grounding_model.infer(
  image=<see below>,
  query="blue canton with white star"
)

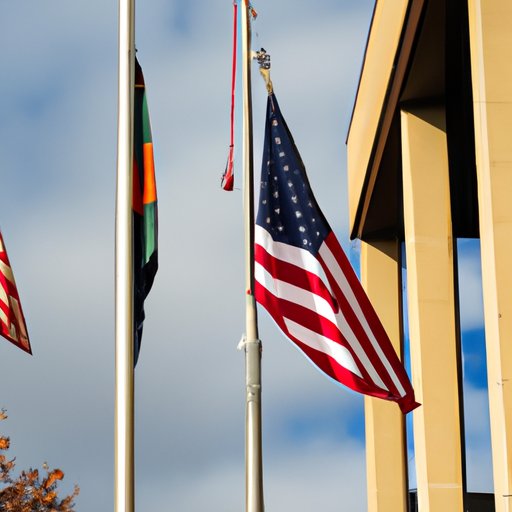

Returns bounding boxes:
[256,94,330,255]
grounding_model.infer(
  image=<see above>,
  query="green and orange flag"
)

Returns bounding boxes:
[133,58,158,366]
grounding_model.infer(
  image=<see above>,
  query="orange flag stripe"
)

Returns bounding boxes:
[143,142,157,205]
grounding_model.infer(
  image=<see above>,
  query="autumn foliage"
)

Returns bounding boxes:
[0,410,79,511]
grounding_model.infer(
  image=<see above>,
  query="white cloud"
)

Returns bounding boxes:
[463,384,494,492]
[135,437,366,512]
[0,1,375,510]
[457,240,484,331]
[3,2,490,506]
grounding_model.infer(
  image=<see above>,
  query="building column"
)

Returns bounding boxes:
[361,240,407,512]
[468,1,512,509]
[401,105,464,511]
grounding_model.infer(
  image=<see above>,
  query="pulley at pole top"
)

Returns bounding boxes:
[254,48,273,94]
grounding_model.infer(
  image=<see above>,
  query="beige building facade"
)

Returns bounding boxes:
[347,0,512,511]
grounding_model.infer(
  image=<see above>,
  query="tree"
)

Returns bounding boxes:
[0,410,79,511]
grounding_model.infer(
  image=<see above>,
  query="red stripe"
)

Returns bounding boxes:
[0,273,18,299]
[321,233,414,398]
[0,232,31,354]
[254,282,402,403]
[0,286,30,353]
[255,243,338,312]
[0,255,19,301]
[254,244,384,389]
[317,250,402,397]
[0,299,16,341]
[253,232,419,413]
[255,241,392,390]
[274,295,376,386]
[0,292,13,320]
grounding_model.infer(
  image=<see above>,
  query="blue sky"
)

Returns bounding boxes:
[457,240,493,491]
[401,239,493,492]
[0,0,492,510]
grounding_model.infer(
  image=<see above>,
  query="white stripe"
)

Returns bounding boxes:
[0,281,8,307]
[332,309,388,390]
[0,305,9,330]
[319,240,406,397]
[255,245,389,391]
[256,260,388,387]
[0,295,18,342]
[255,225,324,279]
[0,259,15,285]
[9,297,28,342]
[255,261,336,322]
[284,318,362,378]
[255,262,361,377]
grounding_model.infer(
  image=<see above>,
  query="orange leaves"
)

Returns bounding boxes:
[26,469,39,482]
[43,469,64,489]
[0,437,10,451]
[0,410,79,511]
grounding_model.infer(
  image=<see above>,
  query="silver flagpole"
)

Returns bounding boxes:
[240,2,264,511]
[115,0,135,509]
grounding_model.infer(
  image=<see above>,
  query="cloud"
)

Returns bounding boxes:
[135,437,366,512]
[0,1,376,510]
[1,2,490,509]
[457,239,484,331]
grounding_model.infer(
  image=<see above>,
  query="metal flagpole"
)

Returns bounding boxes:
[115,0,135,510]
[240,2,264,511]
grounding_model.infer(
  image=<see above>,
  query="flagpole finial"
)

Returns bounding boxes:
[255,48,273,95]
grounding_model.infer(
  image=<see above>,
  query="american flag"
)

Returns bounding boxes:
[0,230,31,354]
[254,94,418,413]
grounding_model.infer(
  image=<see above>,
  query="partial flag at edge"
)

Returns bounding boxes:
[0,230,31,354]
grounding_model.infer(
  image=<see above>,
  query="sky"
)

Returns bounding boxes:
[0,1,492,510]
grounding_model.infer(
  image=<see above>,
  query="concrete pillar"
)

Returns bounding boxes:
[401,105,464,511]
[361,240,408,512]
[468,1,512,509]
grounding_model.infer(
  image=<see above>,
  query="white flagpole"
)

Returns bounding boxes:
[115,0,135,510]
[240,2,264,511]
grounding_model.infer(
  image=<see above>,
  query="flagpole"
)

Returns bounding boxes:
[115,0,135,509]
[240,2,264,511]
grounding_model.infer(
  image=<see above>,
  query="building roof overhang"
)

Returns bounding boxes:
[346,0,478,241]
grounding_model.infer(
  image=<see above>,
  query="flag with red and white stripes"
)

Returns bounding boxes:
[0,230,31,354]
[254,93,418,413]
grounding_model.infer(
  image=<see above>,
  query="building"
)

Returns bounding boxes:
[346,0,512,510]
